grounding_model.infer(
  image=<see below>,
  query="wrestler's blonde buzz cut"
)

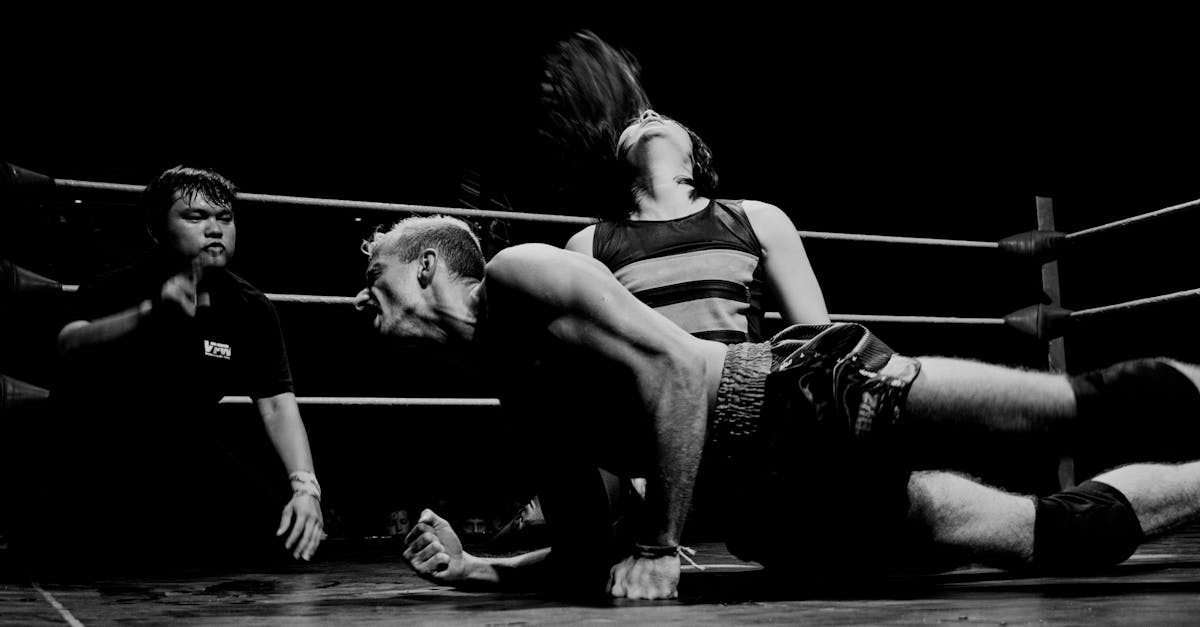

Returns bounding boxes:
[362,215,485,280]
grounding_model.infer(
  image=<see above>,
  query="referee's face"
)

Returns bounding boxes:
[161,192,237,269]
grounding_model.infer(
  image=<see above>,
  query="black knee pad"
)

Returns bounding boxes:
[1034,480,1144,571]
[1070,358,1200,469]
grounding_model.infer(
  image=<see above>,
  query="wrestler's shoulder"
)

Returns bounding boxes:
[487,244,604,287]
[492,243,598,266]
[739,199,786,217]
[489,242,562,266]
[739,199,800,238]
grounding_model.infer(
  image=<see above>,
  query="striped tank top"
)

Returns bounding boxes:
[592,199,766,344]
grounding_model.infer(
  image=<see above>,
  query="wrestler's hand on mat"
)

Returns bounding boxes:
[404,509,469,582]
[277,494,324,560]
[607,554,680,600]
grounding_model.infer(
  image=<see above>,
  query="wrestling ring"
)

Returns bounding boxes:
[3,161,1200,624]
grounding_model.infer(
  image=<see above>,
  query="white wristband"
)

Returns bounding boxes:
[289,470,322,502]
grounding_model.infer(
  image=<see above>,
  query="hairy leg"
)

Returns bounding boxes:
[907,357,1200,436]
[905,357,1075,435]
[1093,461,1200,537]
[906,470,1035,569]
[911,461,1200,573]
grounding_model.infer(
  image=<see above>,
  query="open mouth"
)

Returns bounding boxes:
[359,307,382,331]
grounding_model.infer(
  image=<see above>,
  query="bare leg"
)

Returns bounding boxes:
[1093,461,1200,537]
[906,357,1200,437]
[903,361,1200,570]
[906,470,1035,569]
[905,357,1076,435]
[910,461,1200,572]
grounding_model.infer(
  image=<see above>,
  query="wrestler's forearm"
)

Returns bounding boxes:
[257,392,316,475]
[57,301,153,355]
[642,363,708,547]
[461,547,553,587]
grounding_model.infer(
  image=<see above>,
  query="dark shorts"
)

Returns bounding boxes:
[1034,479,1143,570]
[707,323,923,573]
[1069,358,1200,476]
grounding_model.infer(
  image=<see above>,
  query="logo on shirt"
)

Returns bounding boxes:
[204,340,232,360]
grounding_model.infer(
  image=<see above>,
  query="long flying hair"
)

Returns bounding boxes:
[539,31,717,220]
[539,31,651,219]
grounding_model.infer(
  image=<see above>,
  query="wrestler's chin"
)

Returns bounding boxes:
[376,322,430,346]
[389,334,441,349]
[198,247,229,268]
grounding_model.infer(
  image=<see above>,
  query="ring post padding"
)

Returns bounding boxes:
[1,163,55,200]
[998,229,1068,263]
[2,259,64,305]
[1004,304,1074,340]
[0,373,50,416]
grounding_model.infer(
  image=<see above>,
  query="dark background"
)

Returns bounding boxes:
[3,12,1199,535]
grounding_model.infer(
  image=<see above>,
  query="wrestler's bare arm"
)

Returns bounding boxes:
[486,244,710,548]
[57,262,204,355]
[404,508,553,587]
[742,200,830,325]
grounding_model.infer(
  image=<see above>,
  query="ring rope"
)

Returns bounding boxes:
[62,285,1200,327]
[42,288,1014,326]
[219,396,500,407]
[239,192,596,226]
[1069,287,1200,320]
[55,177,999,248]
[265,293,356,305]
[264,293,1200,328]
[53,179,143,194]
[827,313,1006,325]
[45,175,1200,330]
[796,231,997,249]
[1066,197,1200,242]
[55,179,595,226]
[270,294,1002,325]
[766,311,1005,325]
[44,175,1200,249]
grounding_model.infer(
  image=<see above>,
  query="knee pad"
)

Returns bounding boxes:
[1034,480,1144,571]
[1070,358,1200,468]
